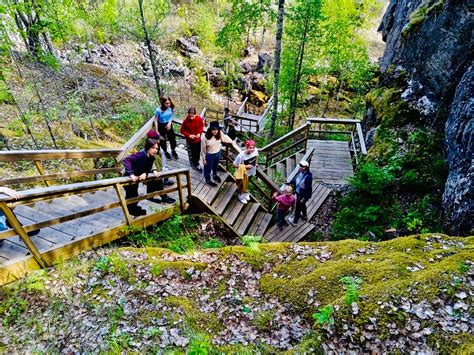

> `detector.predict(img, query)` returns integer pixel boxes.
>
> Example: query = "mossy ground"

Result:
[0,234,472,353]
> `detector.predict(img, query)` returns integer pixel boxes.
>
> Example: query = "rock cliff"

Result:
[375,0,473,234]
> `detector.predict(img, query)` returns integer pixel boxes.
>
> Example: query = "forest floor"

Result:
[1,234,472,353]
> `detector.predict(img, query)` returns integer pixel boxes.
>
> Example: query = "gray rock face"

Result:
[442,66,474,235]
[256,53,273,73]
[378,0,474,234]
[175,37,202,58]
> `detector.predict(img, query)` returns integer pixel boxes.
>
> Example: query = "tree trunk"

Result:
[138,0,162,98]
[288,12,310,130]
[269,0,285,139]
[32,83,58,148]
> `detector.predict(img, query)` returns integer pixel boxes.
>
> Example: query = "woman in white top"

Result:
[233,140,259,204]
[201,121,241,186]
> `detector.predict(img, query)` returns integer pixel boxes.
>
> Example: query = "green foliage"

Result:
[93,256,112,272]
[339,276,363,304]
[216,0,274,55]
[1,296,27,326]
[312,304,334,326]
[168,235,195,254]
[241,235,263,246]
[332,162,399,240]
[188,335,212,355]
[203,239,224,249]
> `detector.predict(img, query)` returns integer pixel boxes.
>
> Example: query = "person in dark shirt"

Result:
[287,160,313,224]
[122,138,170,216]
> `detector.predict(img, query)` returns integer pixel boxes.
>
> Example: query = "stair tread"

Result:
[276,162,286,176]
[234,203,259,235]
[248,211,272,237]
[213,183,237,215]
[222,198,245,225]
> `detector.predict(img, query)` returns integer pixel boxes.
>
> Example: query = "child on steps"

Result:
[272,185,296,231]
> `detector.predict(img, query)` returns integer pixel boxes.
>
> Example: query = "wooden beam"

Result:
[0,202,46,268]
[33,160,51,187]
[0,149,122,162]
[0,168,190,203]
[307,117,361,124]
[117,116,155,161]
[114,184,132,225]
[0,167,121,186]
[260,124,309,153]
[356,122,367,155]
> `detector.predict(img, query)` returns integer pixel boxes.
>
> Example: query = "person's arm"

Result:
[197,116,205,137]
[166,109,174,130]
[233,154,242,168]
[201,137,207,164]
[123,153,139,181]
[0,187,20,200]
[180,117,190,138]
[221,133,241,153]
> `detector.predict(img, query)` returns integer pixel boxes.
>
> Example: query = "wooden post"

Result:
[176,173,185,213]
[185,170,192,202]
[304,124,309,152]
[34,160,51,187]
[114,183,132,225]
[0,202,46,268]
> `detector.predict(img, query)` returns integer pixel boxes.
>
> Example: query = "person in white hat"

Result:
[286,160,313,225]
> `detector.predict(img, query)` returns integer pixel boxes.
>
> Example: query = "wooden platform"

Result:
[307,140,354,185]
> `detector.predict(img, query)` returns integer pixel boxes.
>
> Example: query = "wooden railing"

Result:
[306,117,367,165]
[0,168,191,268]
[259,124,310,168]
[0,149,123,187]
[258,95,273,130]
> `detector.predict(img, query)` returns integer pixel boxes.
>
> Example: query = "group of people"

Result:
[122,96,314,231]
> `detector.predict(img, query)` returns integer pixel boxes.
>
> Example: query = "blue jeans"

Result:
[0,212,7,231]
[204,152,221,182]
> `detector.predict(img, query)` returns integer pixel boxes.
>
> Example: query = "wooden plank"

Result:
[0,169,191,204]
[0,167,121,186]
[222,198,245,225]
[235,203,259,235]
[213,183,237,215]
[252,212,272,237]
[0,149,122,162]
[286,157,295,178]
[117,116,154,161]
[247,211,265,236]
[307,117,360,124]
[285,223,315,243]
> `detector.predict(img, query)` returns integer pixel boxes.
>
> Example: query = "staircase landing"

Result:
[307,140,353,185]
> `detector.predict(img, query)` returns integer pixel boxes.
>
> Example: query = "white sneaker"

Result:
[238,193,248,204]
[288,217,297,226]
[244,192,251,201]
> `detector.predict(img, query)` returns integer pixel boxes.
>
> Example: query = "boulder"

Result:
[208,67,226,88]
[248,90,268,107]
[238,61,253,74]
[256,52,273,73]
[175,37,202,58]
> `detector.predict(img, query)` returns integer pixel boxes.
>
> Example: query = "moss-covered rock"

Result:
[0,235,472,353]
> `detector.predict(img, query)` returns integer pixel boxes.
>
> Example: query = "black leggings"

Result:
[294,194,307,223]
[124,179,163,212]
[187,141,201,167]
[158,122,177,152]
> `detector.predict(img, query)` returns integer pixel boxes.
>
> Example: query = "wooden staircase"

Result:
[166,147,273,238]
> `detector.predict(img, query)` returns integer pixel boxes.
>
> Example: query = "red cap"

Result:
[147,130,160,139]
[244,139,256,147]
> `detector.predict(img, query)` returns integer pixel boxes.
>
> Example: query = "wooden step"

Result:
[234,202,259,235]
[222,198,245,225]
[212,183,237,215]
[247,211,272,237]
[266,166,275,180]
[0,240,29,261]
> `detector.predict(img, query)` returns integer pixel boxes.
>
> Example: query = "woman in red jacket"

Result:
[180,107,205,171]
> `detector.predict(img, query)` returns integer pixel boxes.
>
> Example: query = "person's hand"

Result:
[272,191,278,198]
[300,198,305,203]
[139,173,147,181]
[246,164,253,169]
[130,175,139,182]
[189,134,196,139]
[0,187,20,199]
[153,170,161,178]
[166,122,171,130]
[203,159,207,166]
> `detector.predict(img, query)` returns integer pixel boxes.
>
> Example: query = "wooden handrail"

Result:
[0,168,190,204]
[356,122,367,155]
[237,97,248,115]
[307,117,361,124]
[117,116,155,161]
[0,149,122,162]
[260,124,309,153]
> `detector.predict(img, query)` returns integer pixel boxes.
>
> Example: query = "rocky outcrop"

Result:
[175,37,202,58]
[256,52,273,73]
[374,0,473,234]
[442,66,474,235]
